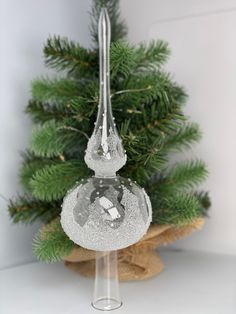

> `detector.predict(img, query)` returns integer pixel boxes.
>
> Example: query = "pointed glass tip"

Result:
[84,8,127,178]
[98,8,111,45]
[99,7,110,21]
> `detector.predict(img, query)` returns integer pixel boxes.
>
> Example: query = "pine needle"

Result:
[33,218,74,262]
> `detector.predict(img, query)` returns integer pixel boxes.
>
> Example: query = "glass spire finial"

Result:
[84,8,127,178]
[61,8,152,253]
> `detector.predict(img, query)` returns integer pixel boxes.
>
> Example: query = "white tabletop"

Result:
[0,250,235,314]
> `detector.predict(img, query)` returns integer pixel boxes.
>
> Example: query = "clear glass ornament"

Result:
[92,251,122,311]
[60,8,152,252]
[84,6,127,178]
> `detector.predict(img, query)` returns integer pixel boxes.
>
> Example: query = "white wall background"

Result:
[1,0,235,269]
[0,0,92,269]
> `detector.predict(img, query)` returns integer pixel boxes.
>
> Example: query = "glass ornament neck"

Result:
[95,8,114,154]
[97,7,111,130]
[84,8,127,178]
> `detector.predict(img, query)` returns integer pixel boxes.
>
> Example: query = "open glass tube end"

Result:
[92,298,122,311]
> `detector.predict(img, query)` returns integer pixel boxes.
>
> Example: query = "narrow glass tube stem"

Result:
[92,250,122,311]
[99,7,110,112]
[98,8,111,155]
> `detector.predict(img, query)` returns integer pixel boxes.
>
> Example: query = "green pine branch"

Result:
[152,193,202,225]
[27,95,98,126]
[90,0,127,44]
[160,160,208,192]
[44,36,97,75]
[139,105,185,137]
[110,41,135,79]
[194,191,211,216]
[31,120,83,158]
[9,196,60,224]
[26,100,68,123]
[123,73,185,115]
[30,161,89,201]
[164,123,202,152]
[33,218,75,262]
[20,157,56,191]
[31,77,80,104]
[135,40,170,71]
[110,40,170,79]
[121,136,168,183]
[146,161,208,207]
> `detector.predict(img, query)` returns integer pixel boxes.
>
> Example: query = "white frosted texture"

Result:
[84,128,127,177]
[61,176,152,251]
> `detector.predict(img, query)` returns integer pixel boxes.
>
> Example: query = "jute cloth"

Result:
[63,217,204,281]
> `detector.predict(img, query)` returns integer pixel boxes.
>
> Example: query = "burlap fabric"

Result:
[63,217,204,281]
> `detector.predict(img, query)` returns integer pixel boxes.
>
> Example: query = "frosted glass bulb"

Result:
[61,176,152,251]
[60,8,152,251]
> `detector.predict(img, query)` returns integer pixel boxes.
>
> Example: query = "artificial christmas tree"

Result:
[8,0,210,272]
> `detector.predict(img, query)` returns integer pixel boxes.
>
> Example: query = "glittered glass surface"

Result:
[61,176,152,251]
[84,128,127,178]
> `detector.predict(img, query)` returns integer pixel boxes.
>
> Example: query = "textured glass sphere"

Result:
[61,175,152,251]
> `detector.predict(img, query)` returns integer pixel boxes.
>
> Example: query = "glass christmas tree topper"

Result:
[60,8,152,251]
